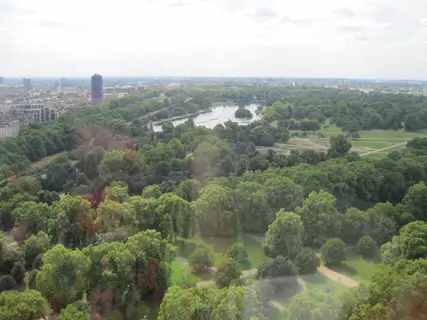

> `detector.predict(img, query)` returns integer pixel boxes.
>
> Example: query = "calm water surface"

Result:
[153,104,261,132]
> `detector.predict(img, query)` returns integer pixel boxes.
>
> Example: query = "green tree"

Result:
[328,135,352,157]
[264,177,304,212]
[175,179,201,202]
[22,231,51,268]
[36,244,90,312]
[189,247,213,273]
[104,184,129,203]
[142,185,162,199]
[158,285,265,320]
[235,181,274,233]
[226,242,248,264]
[156,193,196,240]
[294,247,319,275]
[321,238,346,266]
[350,259,427,320]
[0,290,48,320]
[258,256,298,294]
[83,151,99,180]
[263,210,303,260]
[11,262,26,285]
[357,235,378,258]
[12,201,53,238]
[402,182,427,221]
[195,184,237,237]
[296,190,342,247]
[214,260,241,288]
[58,301,91,320]
[341,208,367,245]
[53,196,98,247]
[0,275,16,292]
[383,221,427,261]
[287,291,342,320]
[97,199,133,232]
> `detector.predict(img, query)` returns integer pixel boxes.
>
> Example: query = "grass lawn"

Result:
[241,234,265,269]
[351,140,400,149]
[177,235,234,268]
[330,247,389,283]
[272,273,349,308]
[170,260,201,285]
[358,130,427,139]
[177,235,265,269]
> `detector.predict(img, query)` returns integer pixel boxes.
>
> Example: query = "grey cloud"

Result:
[247,7,278,19]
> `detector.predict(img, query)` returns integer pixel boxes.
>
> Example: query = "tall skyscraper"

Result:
[0,77,4,85]
[23,78,31,91]
[91,74,103,106]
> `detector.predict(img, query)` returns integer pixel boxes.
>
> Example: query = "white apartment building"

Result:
[16,104,58,123]
[0,120,20,138]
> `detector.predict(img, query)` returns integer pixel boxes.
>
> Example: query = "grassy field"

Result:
[177,234,265,269]
[241,234,265,269]
[330,247,389,283]
[170,260,201,285]
[272,273,349,308]
[258,125,427,157]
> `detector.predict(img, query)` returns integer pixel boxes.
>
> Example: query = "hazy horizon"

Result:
[1,0,427,79]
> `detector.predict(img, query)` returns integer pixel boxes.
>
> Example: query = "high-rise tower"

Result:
[91,74,103,106]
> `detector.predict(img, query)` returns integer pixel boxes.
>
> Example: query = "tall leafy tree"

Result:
[296,190,342,247]
[0,290,48,320]
[36,245,90,312]
[195,184,237,237]
[402,182,427,221]
[156,193,196,240]
[263,210,303,259]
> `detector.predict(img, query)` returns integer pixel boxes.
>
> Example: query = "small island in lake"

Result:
[234,107,253,119]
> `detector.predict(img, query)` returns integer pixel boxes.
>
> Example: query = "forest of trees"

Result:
[2,85,427,319]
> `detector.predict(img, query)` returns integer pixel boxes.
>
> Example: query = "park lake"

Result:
[152,104,261,132]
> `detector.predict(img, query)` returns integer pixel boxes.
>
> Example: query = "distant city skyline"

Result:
[1,0,427,79]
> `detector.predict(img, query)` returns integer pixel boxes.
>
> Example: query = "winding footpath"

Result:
[360,141,407,157]
[174,235,360,312]
[246,234,359,289]
[173,256,285,310]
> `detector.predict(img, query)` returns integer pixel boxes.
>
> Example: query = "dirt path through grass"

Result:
[291,138,329,150]
[317,266,359,288]
[360,142,407,156]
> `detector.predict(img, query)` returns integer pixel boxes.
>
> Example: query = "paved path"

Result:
[360,142,407,157]
[174,257,286,310]
[314,253,359,288]
[317,266,359,288]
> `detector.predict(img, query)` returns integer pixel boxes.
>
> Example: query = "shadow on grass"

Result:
[193,270,214,281]
[330,263,358,277]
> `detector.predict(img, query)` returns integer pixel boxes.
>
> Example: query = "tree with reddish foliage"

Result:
[84,188,105,207]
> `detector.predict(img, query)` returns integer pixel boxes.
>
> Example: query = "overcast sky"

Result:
[1,0,427,79]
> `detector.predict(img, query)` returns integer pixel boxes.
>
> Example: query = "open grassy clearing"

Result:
[241,234,265,269]
[170,260,201,285]
[258,126,427,156]
[271,273,349,309]
[330,247,389,283]
[304,273,349,295]
[176,234,265,269]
